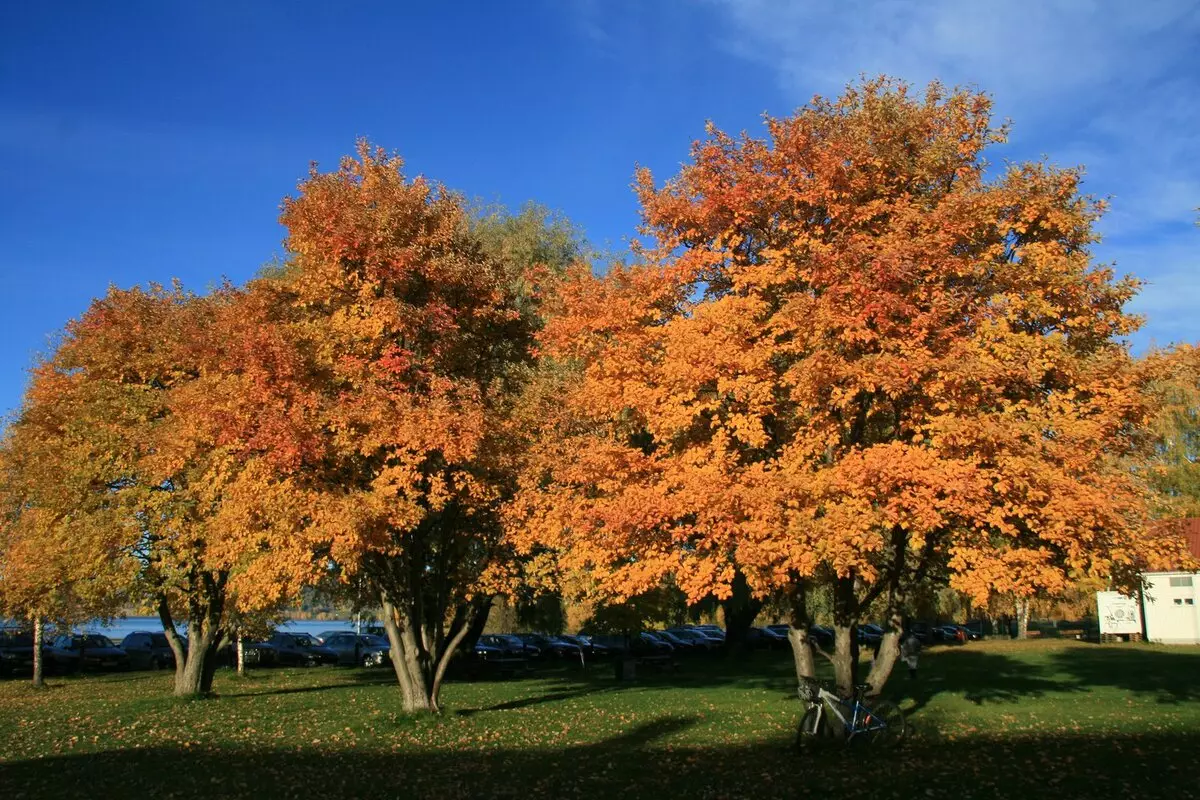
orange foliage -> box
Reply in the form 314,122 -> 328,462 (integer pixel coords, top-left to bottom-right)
514,78 -> 1179,655
218,143 -> 551,711
1,282 -> 319,694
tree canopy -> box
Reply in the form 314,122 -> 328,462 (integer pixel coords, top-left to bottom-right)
512,77 -> 1186,694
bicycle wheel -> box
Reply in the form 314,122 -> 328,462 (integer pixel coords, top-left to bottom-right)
862,700 -> 906,746
794,706 -> 823,753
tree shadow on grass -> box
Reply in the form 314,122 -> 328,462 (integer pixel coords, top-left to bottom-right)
455,685 -> 624,716
219,670 -> 397,699
1047,645 -> 1200,704
5,726 -> 1198,800
888,647 -> 1084,715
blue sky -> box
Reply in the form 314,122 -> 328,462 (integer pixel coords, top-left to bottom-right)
1,1 -> 1198,417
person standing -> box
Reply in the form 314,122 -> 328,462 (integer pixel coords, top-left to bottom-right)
900,629 -> 921,679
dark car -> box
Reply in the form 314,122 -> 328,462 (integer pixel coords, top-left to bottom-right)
0,629 -> 36,677
690,624 -> 726,641
584,633 -> 632,655
321,633 -> 390,667
653,629 -> 702,653
935,625 -> 968,644
743,626 -> 787,649
316,630 -> 348,644
558,634 -> 609,658
909,622 -> 933,644
267,632 -> 338,667
763,623 -> 831,648
49,634 -> 130,671
665,628 -> 721,651
856,624 -> 885,645
757,625 -> 789,648
516,633 -> 583,659
471,640 -> 505,660
808,625 -> 835,648
638,632 -> 674,655
216,637 -> 279,667
120,632 -> 178,670
461,639 -> 528,678
482,634 -> 539,658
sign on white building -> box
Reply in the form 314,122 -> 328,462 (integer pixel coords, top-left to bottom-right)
1097,591 -> 1142,636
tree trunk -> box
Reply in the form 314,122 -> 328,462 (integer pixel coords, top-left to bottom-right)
828,576 -> 861,696
159,590 -> 226,697
463,594 -> 493,650
236,635 -> 245,676
721,571 -> 763,652
787,626 -> 816,682
199,633 -> 223,694
786,582 -> 816,682
381,595 -> 435,713
31,614 -> 44,688
428,615 -> 473,704
158,599 -> 190,691
865,609 -> 904,693
831,624 -> 856,697
379,591 -> 471,714
1015,597 -> 1030,640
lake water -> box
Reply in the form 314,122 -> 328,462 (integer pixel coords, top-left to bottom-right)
78,616 -> 369,642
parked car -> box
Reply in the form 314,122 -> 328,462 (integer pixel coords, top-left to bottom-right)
808,625 -> 835,648
740,626 -> 768,649
583,633 -> 631,655
558,634 -> 609,658
497,634 -> 542,658
935,625 -> 968,644
856,624 -> 885,645
49,634 -> 130,671
212,635 -> 284,667
689,624 -> 726,641
266,632 -> 338,667
638,632 -> 674,655
0,629 -> 36,677
760,623 -> 833,648
909,622 -> 933,644
515,633 -> 582,659
740,625 -> 788,649
653,629 -> 702,653
665,628 -> 721,651
120,632 -> 179,670
480,638 -> 523,657
321,633 -> 390,667
471,640 -> 505,660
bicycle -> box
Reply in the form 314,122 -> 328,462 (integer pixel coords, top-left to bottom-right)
795,676 -> 906,750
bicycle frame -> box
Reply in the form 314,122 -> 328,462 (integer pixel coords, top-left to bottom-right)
807,685 -> 890,742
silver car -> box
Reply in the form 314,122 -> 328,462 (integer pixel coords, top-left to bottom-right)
320,633 -> 390,667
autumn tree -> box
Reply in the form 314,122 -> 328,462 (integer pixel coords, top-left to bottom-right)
0,420 -> 132,686
254,144 -> 578,712
516,77 -> 1184,695
3,284 -> 315,696
1141,344 -> 1200,516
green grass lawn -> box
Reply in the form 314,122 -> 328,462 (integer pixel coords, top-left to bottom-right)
2,640 -> 1199,799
